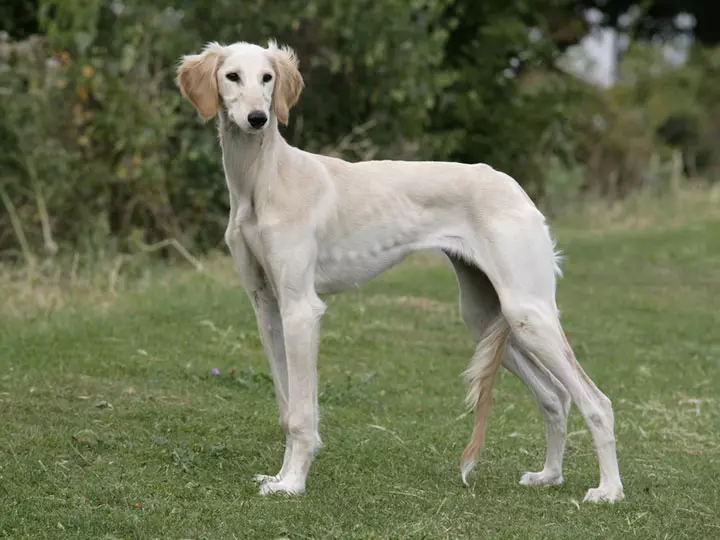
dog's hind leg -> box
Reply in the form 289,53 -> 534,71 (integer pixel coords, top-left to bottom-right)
503,344 -> 569,486
451,257 -> 501,343
501,298 -> 623,502
484,218 -> 624,503
451,257 -> 569,487
451,257 -> 506,483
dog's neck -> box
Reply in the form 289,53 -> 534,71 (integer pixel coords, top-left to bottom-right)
218,109 -> 284,197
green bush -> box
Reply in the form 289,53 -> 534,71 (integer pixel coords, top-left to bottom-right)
1,0 -> 718,263
1,0 -> 458,260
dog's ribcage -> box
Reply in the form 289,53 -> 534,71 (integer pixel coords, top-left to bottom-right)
311,164 -> 475,295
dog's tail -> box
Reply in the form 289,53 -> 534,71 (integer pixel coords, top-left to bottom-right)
460,315 -> 511,486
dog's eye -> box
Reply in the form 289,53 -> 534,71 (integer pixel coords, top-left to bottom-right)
262,73 -> 273,83
226,72 -> 240,82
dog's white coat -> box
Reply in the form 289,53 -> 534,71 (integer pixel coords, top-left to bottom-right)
176,40 -> 625,503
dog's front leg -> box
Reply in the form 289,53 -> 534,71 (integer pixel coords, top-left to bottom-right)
224,216 -> 294,486
248,286 -> 295,486
258,288 -> 326,496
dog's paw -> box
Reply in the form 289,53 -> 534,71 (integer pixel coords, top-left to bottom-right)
259,478 -> 305,496
252,474 -> 280,485
583,485 -> 624,503
519,470 -> 564,487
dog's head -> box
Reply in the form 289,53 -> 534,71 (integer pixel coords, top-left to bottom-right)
176,40 -> 304,133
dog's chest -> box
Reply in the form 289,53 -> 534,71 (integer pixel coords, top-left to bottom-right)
229,199 -> 272,269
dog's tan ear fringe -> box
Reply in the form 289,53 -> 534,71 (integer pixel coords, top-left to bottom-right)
176,43 -> 225,121
266,40 -> 304,126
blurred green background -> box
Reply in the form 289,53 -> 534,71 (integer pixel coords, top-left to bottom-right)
1,0 -> 718,262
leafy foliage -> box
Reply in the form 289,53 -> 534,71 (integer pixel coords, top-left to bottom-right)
578,0 -> 720,45
0,0 -> 458,259
0,0 -> 719,261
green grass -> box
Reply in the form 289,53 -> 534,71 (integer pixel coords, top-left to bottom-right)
1,189 -> 720,539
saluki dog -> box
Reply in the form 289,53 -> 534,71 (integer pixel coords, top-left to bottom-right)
176,39 -> 624,503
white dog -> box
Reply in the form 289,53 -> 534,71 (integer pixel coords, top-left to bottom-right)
176,39 -> 624,503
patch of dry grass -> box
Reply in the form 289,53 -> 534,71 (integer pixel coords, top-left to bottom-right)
555,182 -> 720,238
0,250 -> 235,319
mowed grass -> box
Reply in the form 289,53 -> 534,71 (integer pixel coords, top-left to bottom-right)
1,189 -> 719,539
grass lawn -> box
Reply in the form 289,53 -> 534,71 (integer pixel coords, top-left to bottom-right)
1,189 -> 719,539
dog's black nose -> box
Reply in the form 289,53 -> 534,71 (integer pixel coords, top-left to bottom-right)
247,111 -> 268,129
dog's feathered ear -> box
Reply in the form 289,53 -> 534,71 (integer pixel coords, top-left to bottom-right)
266,40 -> 304,126
176,43 -> 226,121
